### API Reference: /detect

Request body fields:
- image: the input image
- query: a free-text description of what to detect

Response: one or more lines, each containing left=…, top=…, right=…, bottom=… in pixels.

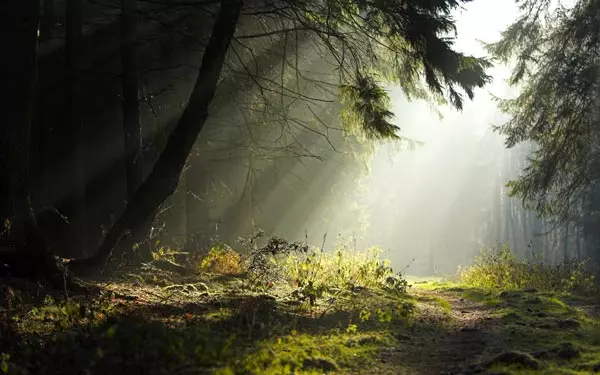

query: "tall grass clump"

left=238, top=231, right=408, bottom=304
left=283, top=245, right=408, bottom=294
left=459, top=243, right=596, bottom=294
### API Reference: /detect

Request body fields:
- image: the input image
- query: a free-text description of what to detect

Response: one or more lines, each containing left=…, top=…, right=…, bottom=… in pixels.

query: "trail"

left=7, top=271, right=600, bottom=375
left=414, top=289, right=493, bottom=374
left=379, top=286, right=500, bottom=375
left=378, top=283, right=599, bottom=375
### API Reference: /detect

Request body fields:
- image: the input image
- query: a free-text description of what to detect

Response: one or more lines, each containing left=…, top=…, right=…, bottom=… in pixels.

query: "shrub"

left=228, top=231, right=409, bottom=308
left=198, top=245, right=244, bottom=275
left=459, top=243, right=596, bottom=294
left=284, top=245, right=408, bottom=295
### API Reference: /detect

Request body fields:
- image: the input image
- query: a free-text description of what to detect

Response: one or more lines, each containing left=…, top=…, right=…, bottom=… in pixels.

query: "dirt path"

left=419, top=288, right=497, bottom=374
left=422, top=290, right=492, bottom=374
left=380, top=287, right=504, bottom=375
left=379, top=284, right=600, bottom=375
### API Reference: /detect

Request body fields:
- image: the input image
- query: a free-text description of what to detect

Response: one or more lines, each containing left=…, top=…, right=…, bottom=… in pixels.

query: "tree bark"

left=121, top=0, right=143, bottom=199
left=66, top=0, right=88, bottom=256
left=71, top=0, right=243, bottom=271
left=118, top=0, right=155, bottom=262
left=0, top=0, right=65, bottom=284
left=40, top=0, right=56, bottom=42
left=563, top=224, right=569, bottom=263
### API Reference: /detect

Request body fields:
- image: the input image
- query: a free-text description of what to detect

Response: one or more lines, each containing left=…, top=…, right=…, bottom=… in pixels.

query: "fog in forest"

left=211, top=1, right=536, bottom=276
left=125, top=0, right=581, bottom=277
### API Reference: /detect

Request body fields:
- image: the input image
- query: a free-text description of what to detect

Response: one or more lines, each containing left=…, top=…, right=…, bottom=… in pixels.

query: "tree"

left=66, top=0, right=88, bottom=255
left=121, top=0, right=144, bottom=199
left=0, top=0, right=64, bottom=283
left=119, top=0, right=156, bottom=261
left=487, top=0, right=600, bottom=231
left=73, top=0, right=491, bottom=271
left=71, top=0, right=245, bottom=270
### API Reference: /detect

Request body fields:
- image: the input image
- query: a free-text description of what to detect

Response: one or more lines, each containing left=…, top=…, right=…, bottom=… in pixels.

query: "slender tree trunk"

left=563, top=224, right=569, bottom=263
left=71, top=0, right=243, bottom=271
left=118, top=0, right=155, bottom=262
left=66, top=0, right=88, bottom=256
left=121, top=0, right=143, bottom=198
left=40, top=0, right=56, bottom=41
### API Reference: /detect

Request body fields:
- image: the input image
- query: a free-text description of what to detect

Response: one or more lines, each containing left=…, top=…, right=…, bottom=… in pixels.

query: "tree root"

left=162, top=282, right=209, bottom=295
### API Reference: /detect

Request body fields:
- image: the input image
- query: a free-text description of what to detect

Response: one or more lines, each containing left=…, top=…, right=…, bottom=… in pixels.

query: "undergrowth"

left=459, top=243, right=596, bottom=294
left=0, top=232, right=414, bottom=375
left=193, top=231, right=410, bottom=305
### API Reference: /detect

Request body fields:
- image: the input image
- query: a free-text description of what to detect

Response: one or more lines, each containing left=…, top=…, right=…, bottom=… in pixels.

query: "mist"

left=246, top=1, right=539, bottom=275
left=153, top=0, right=580, bottom=277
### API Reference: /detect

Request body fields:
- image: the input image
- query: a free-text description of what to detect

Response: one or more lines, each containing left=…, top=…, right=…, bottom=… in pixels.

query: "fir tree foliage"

left=268, top=0, right=492, bottom=140
left=486, top=0, right=600, bottom=223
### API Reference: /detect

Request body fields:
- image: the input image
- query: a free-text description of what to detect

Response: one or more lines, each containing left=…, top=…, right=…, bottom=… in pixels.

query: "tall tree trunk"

left=121, top=0, right=143, bottom=198
left=71, top=0, right=243, bottom=271
left=0, top=0, right=63, bottom=283
left=40, top=0, right=56, bottom=42
left=66, top=0, right=88, bottom=256
left=119, top=0, right=154, bottom=262
left=563, top=224, right=569, bottom=263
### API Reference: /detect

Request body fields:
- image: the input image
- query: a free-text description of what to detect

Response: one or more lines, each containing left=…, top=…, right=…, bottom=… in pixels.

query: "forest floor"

left=3, top=268, right=600, bottom=374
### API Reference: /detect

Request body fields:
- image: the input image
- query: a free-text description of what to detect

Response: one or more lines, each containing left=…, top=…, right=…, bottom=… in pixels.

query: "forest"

left=2, top=0, right=600, bottom=373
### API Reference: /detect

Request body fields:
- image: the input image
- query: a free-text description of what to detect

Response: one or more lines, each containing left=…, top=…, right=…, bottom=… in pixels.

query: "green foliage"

left=459, top=243, right=596, bottom=293
left=234, top=332, right=380, bottom=375
left=0, top=353, right=9, bottom=374
left=340, top=75, right=400, bottom=140
left=240, top=232, right=408, bottom=305
left=282, top=244, right=409, bottom=302
left=151, top=242, right=186, bottom=263
left=199, top=244, right=245, bottom=275
left=486, top=0, right=600, bottom=224
left=251, top=0, right=492, bottom=141
left=242, top=232, right=310, bottom=287
left=331, top=0, right=492, bottom=138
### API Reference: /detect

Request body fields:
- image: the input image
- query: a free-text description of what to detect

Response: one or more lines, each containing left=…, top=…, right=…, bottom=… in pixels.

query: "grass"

left=402, top=243, right=600, bottom=375
left=4, top=240, right=600, bottom=374
left=458, top=243, right=596, bottom=294
left=0, top=236, right=415, bottom=375
left=411, top=277, right=600, bottom=374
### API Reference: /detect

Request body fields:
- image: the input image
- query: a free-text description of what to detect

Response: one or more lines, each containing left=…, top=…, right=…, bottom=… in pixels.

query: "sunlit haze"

left=266, top=1, right=539, bottom=276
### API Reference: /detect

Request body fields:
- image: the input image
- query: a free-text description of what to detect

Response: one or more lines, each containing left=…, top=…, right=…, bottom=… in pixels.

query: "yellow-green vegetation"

left=405, top=244, right=600, bottom=375
left=0, top=237, right=415, bottom=375
left=199, top=244, right=245, bottom=275
left=6, top=239, right=600, bottom=375
left=459, top=243, right=596, bottom=294
left=411, top=278, right=600, bottom=374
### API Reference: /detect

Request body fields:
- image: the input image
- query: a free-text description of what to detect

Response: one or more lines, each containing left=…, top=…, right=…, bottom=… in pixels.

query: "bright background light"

left=287, top=1, right=537, bottom=275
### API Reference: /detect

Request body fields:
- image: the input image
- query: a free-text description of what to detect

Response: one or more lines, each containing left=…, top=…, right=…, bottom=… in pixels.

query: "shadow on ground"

left=4, top=277, right=600, bottom=375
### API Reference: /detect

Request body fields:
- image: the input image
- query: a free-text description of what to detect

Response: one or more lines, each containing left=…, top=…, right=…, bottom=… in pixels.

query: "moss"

left=202, top=308, right=234, bottom=322
left=484, top=351, right=542, bottom=370
left=233, top=332, right=379, bottom=374
left=462, top=288, right=503, bottom=306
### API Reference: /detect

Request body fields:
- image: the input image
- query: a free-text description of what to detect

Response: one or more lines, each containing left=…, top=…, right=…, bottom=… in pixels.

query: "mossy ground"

left=416, top=280, right=600, bottom=374
left=0, top=266, right=416, bottom=375
left=2, top=271, right=600, bottom=374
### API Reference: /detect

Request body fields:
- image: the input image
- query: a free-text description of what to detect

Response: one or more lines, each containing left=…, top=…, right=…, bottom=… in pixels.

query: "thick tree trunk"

left=66, top=0, right=88, bottom=256
left=0, top=0, right=66, bottom=285
left=71, top=0, right=243, bottom=272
